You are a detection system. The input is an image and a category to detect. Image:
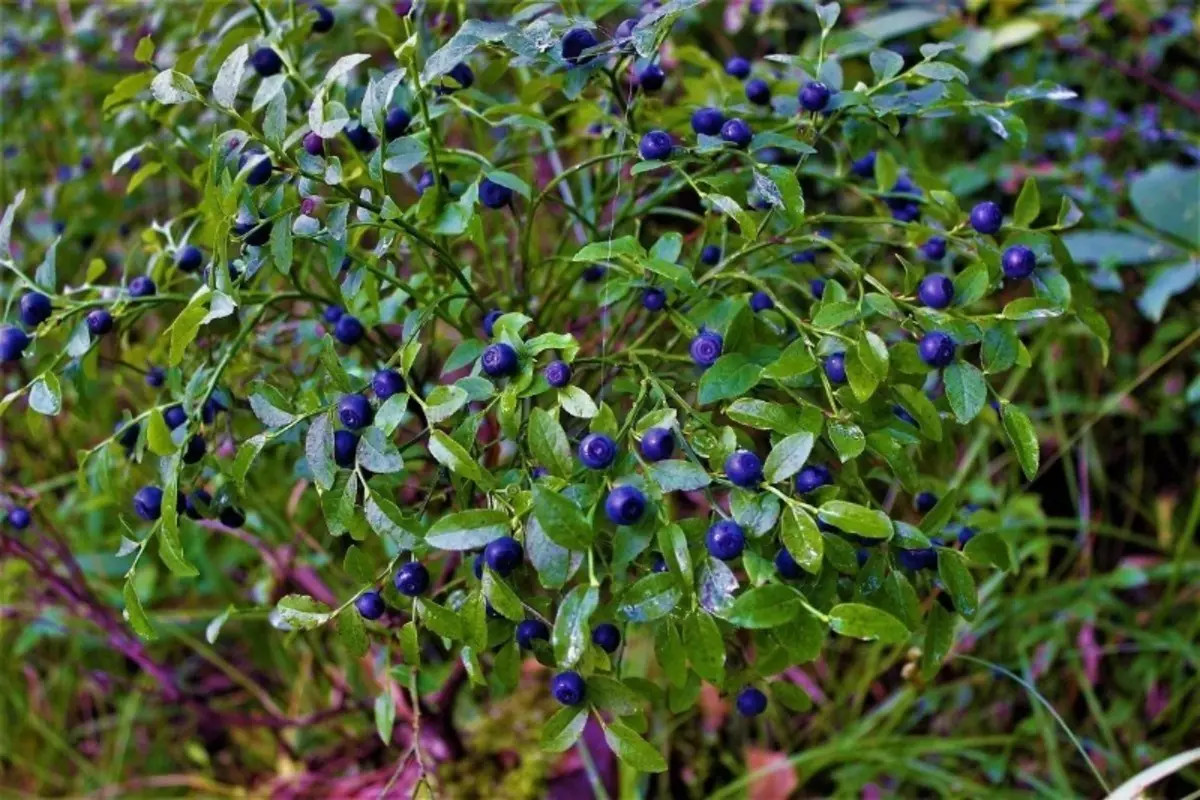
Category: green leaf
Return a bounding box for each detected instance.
[275,595,333,630]
[697,354,762,406]
[647,460,711,493]
[828,603,908,643]
[964,531,1013,572]
[572,236,645,263]
[920,603,955,680]
[603,721,667,773]
[981,325,1019,374]
[730,489,780,537]
[780,505,822,573]
[532,485,594,551]
[343,546,375,584]
[828,421,866,461]
[424,509,508,550]
[416,598,462,639]
[891,385,942,441]
[588,676,644,716]
[1001,403,1039,480]
[424,384,469,424]
[122,579,155,640]
[212,44,248,110]
[375,691,395,745]
[870,48,904,81]
[937,549,977,619]
[654,621,687,688]
[1128,163,1200,247]
[559,385,599,419]
[338,608,369,658]
[541,705,588,753]
[722,584,802,629]
[943,362,987,424]
[818,500,893,539]
[952,262,990,308]
[429,430,492,487]
[763,166,805,228]
[762,432,815,484]
[919,488,959,536]
[482,570,525,621]
[683,611,725,683]
[364,495,422,550]
[552,584,599,668]
[484,169,531,199]
[1013,177,1040,227]
[529,408,573,478]
[618,573,682,622]
[762,340,818,383]
[306,412,336,492]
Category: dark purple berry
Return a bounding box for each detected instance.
[918,331,956,368]
[481,342,519,377]
[604,485,646,526]
[918,274,954,309]
[824,352,847,384]
[356,591,385,619]
[372,369,406,399]
[724,450,762,488]
[794,464,832,494]
[551,671,586,705]
[578,433,617,470]
[544,360,572,388]
[484,536,523,576]
[689,330,723,367]
[799,81,831,112]
[640,427,674,462]
[706,519,745,560]
[969,201,1003,234]
[1002,245,1036,280]
[19,292,51,327]
[592,623,621,653]
[736,686,767,717]
[639,130,673,161]
[692,107,725,136]
[393,562,430,596]
[720,118,753,148]
[338,393,372,430]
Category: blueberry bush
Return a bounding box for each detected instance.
[2,1,1198,797]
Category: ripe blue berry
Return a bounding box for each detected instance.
[691,107,725,136]
[578,433,617,470]
[480,178,513,209]
[338,393,372,430]
[115,420,140,450]
[19,292,51,327]
[393,562,430,597]
[133,486,164,521]
[345,122,378,153]
[302,132,325,156]
[311,3,334,32]
[915,491,938,513]
[640,427,675,462]
[481,342,519,377]
[128,276,156,298]
[700,245,721,265]
[473,552,485,580]
[334,430,358,468]
[810,278,826,299]
[1002,245,1036,280]
[86,309,113,336]
[638,64,665,92]
[969,201,1003,234]
[791,250,815,264]
[561,28,599,66]
[736,686,767,717]
[824,352,847,384]
[850,151,876,178]
[582,265,606,282]
[799,81,831,112]
[750,291,774,312]
[592,623,621,653]
[0,326,30,362]
[689,330,723,367]
[251,47,282,77]
[651,554,668,573]
[356,591,385,620]
[918,331,956,368]
[220,506,246,529]
[334,314,365,345]
[482,308,503,338]
[384,107,411,139]
[920,237,947,261]
[892,202,921,223]
[720,118,753,148]
[239,151,272,186]
[176,245,203,272]
[185,489,211,520]
[6,507,31,529]
[372,369,406,399]
[725,56,751,80]
[484,536,524,576]
[544,360,572,388]
[643,288,667,311]
[145,366,165,387]
[182,435,206,464]
[918,274,954,309]
[639,130,673,161]
[516,619,550,649]
[233,215,271,245]
[551,671,586,706]
[446,62,474,91]
[724,450,763,487]
[897,544,938,571]
[775,548,802,579]
[894,405,917,426]
[957,526,977,546]
[706,519,745,561]
[794,464,832,494]
[604,485,647,526]
[745,78,771,105]
[163,405,187,430]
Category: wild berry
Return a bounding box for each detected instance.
[233,215,271,246]
[338,394,372,429]
[639,130,673,161]
[810,278,826,299]
[516,619,550,649]
[544,360,572,388]
[384,107,411,139]
[643,288,667,311]
[689,330,723,367]
[251,47,282,77]
[176,245,203,272]
[19,292,51,327]
[651,554,668,573]
[604,485,646,526]
[302,132,325,156]
[133,486,164,521]
[323,306,344,326]
[164,405,187,429]
[345,122,378,153]
[128,276,156,298]
[724,450,763,487]
[918,331,956,368]
[638,64,665,92]
[920,237,947,261]
[957,526,977,546]
[372,369,406,399]
[86,309,113,336]
[918,274,954,309]
[725,56,751,80]
[551,671,586,706]
[482,308,503,337]
[481,342,519,377]
[791,250,815,264]
[6,507,31,530]
[561,28,599,66]
[750,291,774,312]
[184,489,211,520]
[484,536,523,576]
[824,352,847,384]
[915,491,938,513]
[334,430,358,468]
[393,562,430,596]
[116,420,140,449]
[182,435,206,464]
[720,118,753,148]
[691,107,725,136]
[969,201,1003,234]
[706,519,745,561]
[219,506,246,529]
[897,543,939,571]
[640,427,675,462]
[745,78,771,106]
[592,623,621,653]
[479,178,513,209]
[311,3,334,33]
[799,81,831,112]
[1002,245,1036,280]
[582,265,606,282]
[356,591,385,620]
[736,686,767,717]
[794,464,832,494]
[145,367,165,387]
[578,433,617,470]
[239,151,272,186]
[446,62,474,91]
[334,314,365,345]
[850,151,876,178]
[0,326,30,362]
[894,405,917,426]
[614,18,639,45]
[700,245,721,265]
[775,548,802,579]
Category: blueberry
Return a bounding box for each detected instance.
[915,492,938,513]
[691,107,725,136]
[810,278,826,299]
[356,591,385,619]
[176,245,203,272]
[484,536,523,576]
[799,81,831,112]
[482,308,504,338]
[544,360,572,388]
[311,3,334,32]
[578,433,617,470]
[551,671,586,705]
[239,150,272,186]
[850,151,876,178]
[115,420,140,449]
[345,122,379,153]
[638,63,665,92]
[182,435,206,464]
[639,130,673,161]
[334,314,365,345]
[324,305,345,324]
[897,546,938,571]
[605,485,646,526]
[639,427,675,462]
[479,178,513,209]
[725,56,751,80]
[1002,245,1036,280]
[892,202,921,222]
[720,118,753,148]
[19,292,51,328]
[736,686,767,717]
[700,245,721,265]
[334,430,358,468]
[302,132,325,157]
[385,107,411,139]
[473,552,485,579]
[689,330,723,367]
[791,250,815,264]
[446,62,474,91]
[6,507,31,530]
[133,486,164,521]
[516,619,550,649]
[531,467,549,479]
[338,394,372,430]
[706,519,745,561]
[642,287,667,311]
[184,489,211,520]
[0,326,30,362]
[582,265,606,282]
[957,526,977,546]
[233,215,270,246]
[86,309,113,336]
[918,331,956,368]
[920,237,947,261]
[651,554,668,573]
[969,201,1003,234]
[219,506,246,528]
[393,561,430,597]
[775,548,803,579]
[561,28,599,66]
[251,47,283,77]
[894,405,917,426]
[750,291,774,312]
[128,276,156,298]
[481,342,519,377]
[163,405,187,429]
[918,274,954,309]
[145,366,165,387]
[824,352,847,384]
[372,369,406,399]
[745,78,772,106]
[724,450,762,488]
[592,623,621,653]
[794,464,832,494]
